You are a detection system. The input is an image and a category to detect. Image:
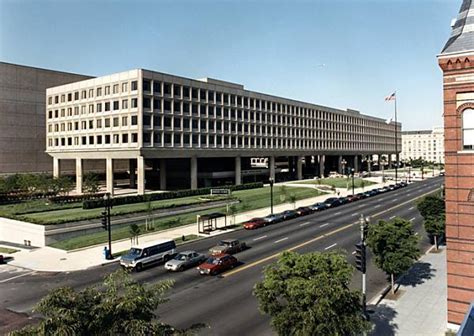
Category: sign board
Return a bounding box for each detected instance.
[210,189,231,196]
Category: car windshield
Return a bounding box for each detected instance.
[174,253,188,261]
[206,257,221,265]
[218,241,230,246]
[128,248,142,256]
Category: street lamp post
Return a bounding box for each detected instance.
[269,177,274,215]
[103,192,113,259]
[351,168,355,196]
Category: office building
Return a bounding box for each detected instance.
[400,127,445,164]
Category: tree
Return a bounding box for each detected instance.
[51,176,74,196]
[10,269,202,335]
[144,194,154,231]
[83,172,100,194]
[417,195,446,250]
[360,179,367,191]
[254,251,371,336]
[129,224,141,245]
[289,194,297,209]
[228,204,238,225]
[366,217,420,295]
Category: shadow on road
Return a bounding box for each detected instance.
[398,262,435,288]
[369,303,398,336]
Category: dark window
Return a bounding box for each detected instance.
[154,115,162,127]
[153,98,161,111]
[164,133,172,144]
[174,134,181,145]
[192,88,198,99]
[122,134,128,143]
[113,101,120,110]
[131,116,138,125]
[200,90,206,100]
[192,134,199,145]
[143,115,151,126]
[143,132,151,143]
[174,101,181,113]
[174,117,181,128]
[105,102,111,111]
[89,136,94,145]
[164,117,172,128]
[173,84,181,97]
[164,100,171,111]
[74,92,79,100]
[143,98,151,109]
[105,135,111,144]
[200,120,207,130]
[201,135,207,146]
[183,133,190,145]
[183,87,190,99]
[131,133,138,142]
[131,81,138,91]
[183,118,190,129]
[164,83,171,95]
[68,93,72,102]
[143,80,151,91]
[131,99,138,108]
[183,102,190,114]
[153,81,161,94]
[192,119,198,129]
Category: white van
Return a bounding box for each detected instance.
[120,239,176,271]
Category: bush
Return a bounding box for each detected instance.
[49,193,106,204]
[82,182,263,209]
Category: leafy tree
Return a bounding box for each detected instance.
[289,194,297,209]
[254,251,371,336]
[144,194,154,230]
[52,176,74,196]
[129,223,140,244]
[228,204,238,225]
[18,174,41,196]
[279,185,288,202]
[10,269,202,336]
[417,195,446,250]
[360,179,367,191]
[366,218,420,294]
[83,172,100,194]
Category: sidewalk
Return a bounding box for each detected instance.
[2,177,399,272]
[369,246,447,336]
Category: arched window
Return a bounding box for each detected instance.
[463,109,474,150]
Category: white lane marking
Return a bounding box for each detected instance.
[253,235,267,241]
[352,251,357,255]
[407,193,411,196]
[334,212,341,215]
[320,223,329,228]
[410,217,416,222]
[393,198,398,201]
[374,205,381,208]
[415,232,419,236]
[0,271,36,284]
[389,215,396,219]
[358,205,365,208]
[324,243,337,250]
[274,237,288,244]
[299,222,311,227]
[379,198,385,201]
[351,213,359,217]
[409,207,414,210]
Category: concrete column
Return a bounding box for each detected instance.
[106,158,114,196]
[354,155,359,173]
[191,156,198,190]
[269,156,275,181]
[388,155,392,169]
[288,156,295,175]
[137,156,145,195]
[296,156,303,180]
[129,159,137,188]
[319,155,325,178]
[160,159,167,190]
[338,155,343,174]
[53,157,61,178]
[235,156,242,185]
[75,158,83,194]
[368,156,372,175]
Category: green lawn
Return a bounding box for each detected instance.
[0,247,19,254]
[295,178,375,189]
[0,199,82,218]
[49,186,326,250]
[17,195,227,225]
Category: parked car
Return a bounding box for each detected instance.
[377,187,388,193]
[197,253,238,275]
[439,171,445,176]
[347,194,360,202]
[399,181,408,187]
[120,239,177,272]
[296,206,312,216]
[164,250,206,272]
[309,202,329,211]
[388,184,396,191]
[243,218,267,230]
[324,197,341,208]
[338,197,349,205]
[282,210,299,220]
[356,192,367,199]
[263,213,284,224]
[209,239,247,255]
[0,255,3,264]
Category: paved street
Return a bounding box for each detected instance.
[0,177,443,335]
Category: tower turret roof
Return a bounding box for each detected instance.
[441,0,474,54]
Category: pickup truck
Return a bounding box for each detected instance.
[209,239,247,255]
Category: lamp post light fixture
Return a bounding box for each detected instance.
[269,177,274,215]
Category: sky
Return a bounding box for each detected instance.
[0,0,461,131]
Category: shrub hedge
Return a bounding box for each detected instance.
[0,192,56,205]
[82,182,263,209]
[49,193,106,204]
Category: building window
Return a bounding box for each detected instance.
[122,82,128,92]
[48,97,52,105]
[97,87,102,96]
[105,118,110,127]
[131,115,138,125]
[113,117,119,127]
[105,86,110,95]
[131,133,138,142]
[97,103,102,112]
[463,108,474,150]
[89,89,94,98]
[122,133,128,143]
[113,101,119,110]
[105,102,111,111]
[113,84,119,94]
[131,98,138,108]
[143,80,151,92]
[131,81,138,91]
[122,116,128,126]
[122,99,128,109]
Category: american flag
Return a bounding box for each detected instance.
[385,92,396,101]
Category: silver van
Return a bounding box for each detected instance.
[120,239,176,271]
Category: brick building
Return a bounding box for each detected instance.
[438,0,474,328]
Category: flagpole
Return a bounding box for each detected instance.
[394,91,398,183]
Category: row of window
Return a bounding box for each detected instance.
[48,81,138,105]
[48,99,138,119]
[48,133,138,147]
[48,116,138,133]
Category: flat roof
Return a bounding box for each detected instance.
[131,238,174,249]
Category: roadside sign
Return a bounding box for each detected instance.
[210,189,231,196]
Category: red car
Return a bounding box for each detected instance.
[243,218,266,230]
[346,194,360,202]
[296,206,312,216]
[197,254,238,275]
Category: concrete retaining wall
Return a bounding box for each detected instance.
[0,217,46,247]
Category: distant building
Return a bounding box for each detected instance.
[400,127,444,164]
[0,62,92,175]
[438,0,474,329]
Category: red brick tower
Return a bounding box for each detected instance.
[438,0,474,328]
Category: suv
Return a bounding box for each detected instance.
[209,239,247,255]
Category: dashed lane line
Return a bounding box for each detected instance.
[389,215,396,219]
[299,222,311,227]
[324,243,337,250]
[320,223,329,228]
[274,237,288,244]
[410,217,416,222]
[253,235,267,241]
[0,271,36,284]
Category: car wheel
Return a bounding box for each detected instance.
[210,270,216,276]
[135,263,143,272]
[178,265,185,272]
[163,255,170,262]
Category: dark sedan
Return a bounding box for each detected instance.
[282,210,299,220]
[309,202,329,211]
[324,197,341,207]
[296,207,312,216]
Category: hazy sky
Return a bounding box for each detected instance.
[0,0,461,130]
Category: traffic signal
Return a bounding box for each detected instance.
[101,211,108,230]
[355,243,366,273]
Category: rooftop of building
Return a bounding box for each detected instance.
[441,0,474,55]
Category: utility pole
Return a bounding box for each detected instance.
[269,177,274,215]
[355,214,369,319]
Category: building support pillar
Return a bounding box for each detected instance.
[53,157,61,178]
[75,158,83,194]
[319,155,325,178]
[269,156,275,181]
[106,158,114,196]
[191,156,198,190]
[235,156,242,185]
[137,156,145,195]
[129,159,136,188]
[160,159,167,190]
[338,155,343,174]
[367,155,372,175]
[296,156,303,180]
[354,155,359,173]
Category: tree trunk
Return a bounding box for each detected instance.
[391,273,395,295]
[435,235,438,251]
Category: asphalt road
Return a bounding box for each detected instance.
[0,177,443,335]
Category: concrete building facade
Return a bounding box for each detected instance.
[400,127,445,164]
[46,68,401,195]
[0,62,93,175]
[438,0,474,328]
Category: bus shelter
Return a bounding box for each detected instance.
[198,212,227,234]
